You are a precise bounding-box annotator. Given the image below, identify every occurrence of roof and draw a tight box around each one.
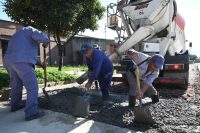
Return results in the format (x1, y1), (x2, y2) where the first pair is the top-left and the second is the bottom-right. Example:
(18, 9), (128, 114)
(75, 34), (114, 41)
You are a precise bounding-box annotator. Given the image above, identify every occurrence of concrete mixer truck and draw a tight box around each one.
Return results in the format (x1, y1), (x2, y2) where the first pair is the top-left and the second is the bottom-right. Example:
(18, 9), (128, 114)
(107, 0), (192, 88)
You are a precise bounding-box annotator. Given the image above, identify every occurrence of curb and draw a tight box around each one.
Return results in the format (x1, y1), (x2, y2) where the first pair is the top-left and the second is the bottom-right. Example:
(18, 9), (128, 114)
(38, 81), (74, 88)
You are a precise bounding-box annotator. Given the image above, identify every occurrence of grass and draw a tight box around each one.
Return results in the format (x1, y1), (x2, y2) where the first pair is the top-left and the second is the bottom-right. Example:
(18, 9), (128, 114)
(37, 65), (88, 72)
(0, 65), (87, 94)
(0, 69), (10, 94)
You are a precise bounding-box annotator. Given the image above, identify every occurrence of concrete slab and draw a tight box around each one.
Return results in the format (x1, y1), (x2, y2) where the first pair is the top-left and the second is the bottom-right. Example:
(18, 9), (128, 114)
(0, 102), (136, 133)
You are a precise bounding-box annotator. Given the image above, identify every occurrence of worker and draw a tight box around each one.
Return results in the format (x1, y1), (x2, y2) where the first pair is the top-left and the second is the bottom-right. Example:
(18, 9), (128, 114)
(3, 26), (49, 121)
(81, 43), (114, 104)
(126, 49), (164, 107)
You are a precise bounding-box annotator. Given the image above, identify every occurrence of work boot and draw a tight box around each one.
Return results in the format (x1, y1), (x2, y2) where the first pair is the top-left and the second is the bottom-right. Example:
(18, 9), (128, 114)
(102, 93), (113, 105)
(11, 101), (26, 112)
(11, 104), (25, 112)
(25, 111), (45, 121)
(129, 96), (136, 107)
(151, 95), (159, 103)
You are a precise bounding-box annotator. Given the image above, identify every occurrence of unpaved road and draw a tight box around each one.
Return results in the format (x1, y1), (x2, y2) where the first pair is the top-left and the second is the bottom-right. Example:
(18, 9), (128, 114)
(39, 64), (200, 133)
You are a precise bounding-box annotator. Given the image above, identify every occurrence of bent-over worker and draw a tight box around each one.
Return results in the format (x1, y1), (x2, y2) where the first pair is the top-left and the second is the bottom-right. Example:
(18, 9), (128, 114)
(126, 49), (165, 107)
(81, 44), (114, 103)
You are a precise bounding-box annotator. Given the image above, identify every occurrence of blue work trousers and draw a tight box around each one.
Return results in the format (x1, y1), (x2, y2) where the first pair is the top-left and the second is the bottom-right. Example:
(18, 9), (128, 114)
(4, 62), (39, 117)
(98, 72), (113, 95)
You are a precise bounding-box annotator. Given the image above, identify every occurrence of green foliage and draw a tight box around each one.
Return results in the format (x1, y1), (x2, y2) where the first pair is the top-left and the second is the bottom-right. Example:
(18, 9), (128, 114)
(3, 0), (105, 70)
(195, 58), (200, 63)
(0, 70), (10, 93)
(3, 0), (105, 36)
(47, 71), (76, 82)
(36, 65), (87, 72)
(0, 66), (85, 93)
(62, 65), (88, 71)
(43, 65), (87, 71)
(189, 54), (198, 61)
(35, 67), (81, 83)
(189, 54), (200, 63)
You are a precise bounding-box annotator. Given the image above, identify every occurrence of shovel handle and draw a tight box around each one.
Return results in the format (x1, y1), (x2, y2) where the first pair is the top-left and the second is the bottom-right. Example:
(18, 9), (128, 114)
(134, 67), (142, 107)
(43, 47), (47, 87)
(134, 67), (141, 97)
(42, 46), (50, 100)
(139, 98), (142, 108)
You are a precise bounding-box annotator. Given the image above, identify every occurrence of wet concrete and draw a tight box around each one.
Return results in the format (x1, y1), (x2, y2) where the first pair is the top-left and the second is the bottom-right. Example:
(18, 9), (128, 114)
(38, 64), (200, 132)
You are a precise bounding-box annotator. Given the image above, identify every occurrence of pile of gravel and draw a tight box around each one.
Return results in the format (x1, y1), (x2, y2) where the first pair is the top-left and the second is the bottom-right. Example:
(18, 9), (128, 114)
(39, 87), (200, 132)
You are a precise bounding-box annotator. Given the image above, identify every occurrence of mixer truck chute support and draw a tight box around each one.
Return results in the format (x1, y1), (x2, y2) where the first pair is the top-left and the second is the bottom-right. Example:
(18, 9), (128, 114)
(107, 0), (192, 88)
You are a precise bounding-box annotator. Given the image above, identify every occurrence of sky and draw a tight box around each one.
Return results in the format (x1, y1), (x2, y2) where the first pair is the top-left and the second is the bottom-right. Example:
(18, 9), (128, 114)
(0, 0), (200, 56)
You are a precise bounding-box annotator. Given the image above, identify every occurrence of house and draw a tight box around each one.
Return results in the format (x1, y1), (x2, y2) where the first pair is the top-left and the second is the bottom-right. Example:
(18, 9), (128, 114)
(0, 19), (114, 66)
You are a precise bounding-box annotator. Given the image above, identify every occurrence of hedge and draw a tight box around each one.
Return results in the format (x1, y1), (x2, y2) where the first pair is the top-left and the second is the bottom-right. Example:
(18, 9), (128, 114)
(35, 69), (78, 84)
(0, 66), (87, 94)
(0, 69), (10, 94)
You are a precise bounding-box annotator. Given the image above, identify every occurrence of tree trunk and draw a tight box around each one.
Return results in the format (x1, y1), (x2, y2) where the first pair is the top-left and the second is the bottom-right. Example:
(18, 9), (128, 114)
(58, 45), (63, 71)
(56, 33), (63, 71)
(55, 33), (76, 71)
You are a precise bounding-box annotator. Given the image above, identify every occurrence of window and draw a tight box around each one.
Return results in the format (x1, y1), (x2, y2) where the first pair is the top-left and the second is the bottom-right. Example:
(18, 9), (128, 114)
(1, 40), (8, 57)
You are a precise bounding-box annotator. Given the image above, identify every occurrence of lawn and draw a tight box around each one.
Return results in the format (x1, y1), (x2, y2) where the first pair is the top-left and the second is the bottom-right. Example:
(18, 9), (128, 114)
(0, 65), (87, 94)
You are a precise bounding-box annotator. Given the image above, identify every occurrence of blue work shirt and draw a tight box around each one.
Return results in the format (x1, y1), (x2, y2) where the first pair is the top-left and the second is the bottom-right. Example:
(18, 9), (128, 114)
(4, 26), (49, 65)
(86, 49), (114, 83)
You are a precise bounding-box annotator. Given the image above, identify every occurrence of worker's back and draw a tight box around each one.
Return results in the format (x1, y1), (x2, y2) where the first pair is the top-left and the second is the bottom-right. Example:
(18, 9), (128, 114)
(4, 26), (48, 65)
(86, 49), (114, 79)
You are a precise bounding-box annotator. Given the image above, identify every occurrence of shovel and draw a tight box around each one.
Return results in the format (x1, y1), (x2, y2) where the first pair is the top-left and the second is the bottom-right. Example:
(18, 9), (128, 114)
(133, 67), (155, 124)
(76, 71), (89, 84)
(42, 46), (50, 101)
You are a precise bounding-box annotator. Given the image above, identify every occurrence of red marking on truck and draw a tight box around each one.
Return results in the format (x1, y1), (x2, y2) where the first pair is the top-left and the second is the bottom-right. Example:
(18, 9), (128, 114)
(159, 78), (185, 84)
(135, 3), (149, 10)
(175, 13), (185, 30)
(165, 64), (184, 70)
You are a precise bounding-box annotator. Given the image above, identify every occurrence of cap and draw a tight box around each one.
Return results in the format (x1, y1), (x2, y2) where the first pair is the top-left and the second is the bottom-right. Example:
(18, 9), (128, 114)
(151, 54), (165, 69)
(127, 48), (138, 54)
(81, 43), (92, 54)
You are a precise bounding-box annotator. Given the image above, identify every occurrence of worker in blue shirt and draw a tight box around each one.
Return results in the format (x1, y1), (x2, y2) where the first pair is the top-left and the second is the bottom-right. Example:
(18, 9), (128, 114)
(81, 44), (114, 103)
(3, 26), (49, 121)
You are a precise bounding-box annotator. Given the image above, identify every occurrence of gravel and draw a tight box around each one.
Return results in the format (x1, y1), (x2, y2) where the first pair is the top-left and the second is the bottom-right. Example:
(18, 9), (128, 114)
(39, 64), (200, 132)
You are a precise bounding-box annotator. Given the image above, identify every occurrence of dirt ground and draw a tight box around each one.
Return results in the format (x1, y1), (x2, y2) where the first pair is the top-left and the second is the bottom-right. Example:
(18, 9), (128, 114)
(39, 64), (200, 133)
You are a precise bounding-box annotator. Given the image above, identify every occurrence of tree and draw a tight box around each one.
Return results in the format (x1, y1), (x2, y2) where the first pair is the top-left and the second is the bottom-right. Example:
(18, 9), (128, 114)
(189, 54), (198, 61)
(3, 0), (105, 70)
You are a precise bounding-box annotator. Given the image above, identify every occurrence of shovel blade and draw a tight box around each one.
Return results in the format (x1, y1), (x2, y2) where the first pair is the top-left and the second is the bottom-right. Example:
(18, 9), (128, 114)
(76, 72), (88, 84)
(134, 106), (155, 124)
(72, 96), (90, 117)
